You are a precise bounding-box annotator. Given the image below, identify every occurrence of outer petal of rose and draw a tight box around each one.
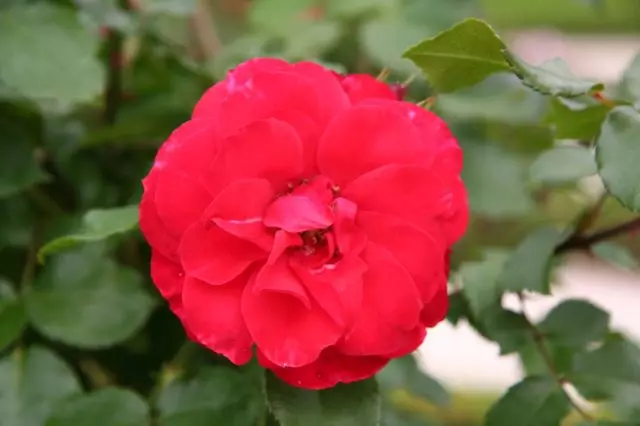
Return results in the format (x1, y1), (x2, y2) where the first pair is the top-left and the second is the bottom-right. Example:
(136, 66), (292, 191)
(317, 104), (425, 186)
(292, 61), (350, 125)
(343, 164), (466, 241)
(338, 243), (423, 356)
(242, 273), (342, 368)
(420, 283), (449, 328)
(182, 276), (253, 365)
(207, 118), (304, 194)
(208, 178), (275, 250)
(258, 348), (388, 390)
(340, 74), (397, 104)
(139, 172), (179, 261)
(263, 194), (333, 233)
(356, 211), (446, 304)
(154, 168), (212, 239)
(150, 251), (184, 299)
(253, 256), (311, 309)
(179, 213), (267, 285)
(382, 326), (426, 358)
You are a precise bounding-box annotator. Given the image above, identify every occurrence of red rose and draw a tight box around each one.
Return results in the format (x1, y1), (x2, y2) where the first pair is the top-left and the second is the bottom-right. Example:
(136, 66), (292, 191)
(337, 73), (406, 104)
(140, 58), (468, 389)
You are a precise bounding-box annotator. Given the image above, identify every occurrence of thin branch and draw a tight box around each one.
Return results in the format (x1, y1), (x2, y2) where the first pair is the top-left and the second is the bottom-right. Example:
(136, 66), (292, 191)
(556, 216), (640, 254)
(518, 294), (595, 421)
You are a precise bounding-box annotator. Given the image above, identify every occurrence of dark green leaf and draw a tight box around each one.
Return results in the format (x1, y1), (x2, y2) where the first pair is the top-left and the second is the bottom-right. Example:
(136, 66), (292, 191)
(518, 339), (574, 377)
(504, 52), (604, 98)
(0, 138), (48, 199)
(0, 279), (26, 351)
(550, 96), (611, 140)
(46, 388), (150, 426)
(377, 356), (450, 407)
(618, 53), (640, 103)
(460, 250), (509, 317)
(479, 307), (531, 354)
(157, 366), (264, 426)
(266, 372), (381, 426)
(499, 227), (563, 294)
(0, 346), (82, 426)
(529, 146), (597, 186)
(403, 19), (509, 92)
(596, 106), (640, 212)
(485, 376), (570, 426)
(538, 299), (609, 348)
(25, 245), (155, 348)
(0, 4), (104, 105)
(592, 242), (639, 270)
(446, 291), (471, 325)
(38, 205), (139, 262)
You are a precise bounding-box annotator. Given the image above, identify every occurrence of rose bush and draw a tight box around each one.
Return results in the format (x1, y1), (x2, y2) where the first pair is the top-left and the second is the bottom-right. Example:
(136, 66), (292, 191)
(139, 58), (468, 389)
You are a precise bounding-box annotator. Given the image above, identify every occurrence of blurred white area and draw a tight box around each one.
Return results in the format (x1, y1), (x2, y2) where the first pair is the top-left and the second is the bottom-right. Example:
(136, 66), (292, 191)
(416, 31), (640, 392)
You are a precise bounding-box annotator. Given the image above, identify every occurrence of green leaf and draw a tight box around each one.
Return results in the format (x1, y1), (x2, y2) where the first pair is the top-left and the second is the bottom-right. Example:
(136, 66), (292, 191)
(46, 388), (149, 426)
(518, 339), (574, 377)
(403, 18), (509, 92)
(618, 53), (640, 103)
(461, 142), (534, 217)
(499, 227), (564, 294)
(140, 0), (197, 15)
(485, 376), (570, 426)
(25, 245), (155, 348)
(0, 279), (26, 351)
(529, 146), (597, 186)
(479, 308), (531, 354)
(38, 205), (139, 262)
(549, 96), (611, 140)
(157, 366), (264, 426)
(572, 335), (640, 401)
(377, 356), (450, 407)
(592, 242), (639, 270)
(266, 373), (381, 426)
(250, 0), (316, 35)
(504, 52), (604, 98)
(538, 299), (609, 348)
(327, 0), (395, 18)
(596, 106), (640, 212)
(446, 291), (471, 325)
(459, 250), (509, 317)
(0, 346), (82, 426)
(0, 4), (104, 105)
(578, 422), (639, 426)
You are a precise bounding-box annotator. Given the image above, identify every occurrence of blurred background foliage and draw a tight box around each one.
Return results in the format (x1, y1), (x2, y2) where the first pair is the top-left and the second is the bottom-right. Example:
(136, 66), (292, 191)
(1, 0), (640, 425)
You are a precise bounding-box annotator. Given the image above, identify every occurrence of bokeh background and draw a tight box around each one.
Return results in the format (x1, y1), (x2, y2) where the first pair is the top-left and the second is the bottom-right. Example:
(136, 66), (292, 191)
(1, 0), (640, 425)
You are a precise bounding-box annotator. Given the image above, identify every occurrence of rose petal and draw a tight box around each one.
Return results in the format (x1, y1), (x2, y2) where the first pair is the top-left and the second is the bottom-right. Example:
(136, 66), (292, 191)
(333, 197), (366, 256)
(253, 256), (311, 309)
(150, 251), (184, 299)
(292, 61), (350, 125)
(317, 104), (425, 186)
(338, 243), (423, 356)
(179, 209), (267, 285)
(420, 283), (449, 328)
(139, 172), (179, 260)
(268, 230), (303, 265)
(357, 211), (446, 304)
(264, 194), (333, 233)
(182, 275), (253, 365)
(242, 272), (342, 368)
(259, 347), (388, 390)
(340, 74), (397, 104)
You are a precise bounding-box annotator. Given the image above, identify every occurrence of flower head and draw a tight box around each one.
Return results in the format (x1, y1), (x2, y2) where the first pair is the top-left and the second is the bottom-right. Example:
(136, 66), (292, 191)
(140, 58), (468, 389)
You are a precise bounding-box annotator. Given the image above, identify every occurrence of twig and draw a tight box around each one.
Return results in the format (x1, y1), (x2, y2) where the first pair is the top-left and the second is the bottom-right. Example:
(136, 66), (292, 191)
(556, 216), (640, 254)
(518, 294), (595, 421)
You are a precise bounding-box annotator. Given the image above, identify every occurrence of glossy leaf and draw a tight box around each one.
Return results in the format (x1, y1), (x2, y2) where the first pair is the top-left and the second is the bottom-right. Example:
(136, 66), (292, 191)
(25, 246), (156, 348)
(266, 372), (381, 426)
(403, 19), (509, 92)
(618, 52), (640, 103)
(550, 96), (611, 140)
(459, 250), (509, 317)
(38, 205), (139, 262)
(596, 106), (640, 212)
(538, 299), (610, 348)
(529, 146), (597, 185)
(0, 346), (81, 426)
(0, 279), (26, 351)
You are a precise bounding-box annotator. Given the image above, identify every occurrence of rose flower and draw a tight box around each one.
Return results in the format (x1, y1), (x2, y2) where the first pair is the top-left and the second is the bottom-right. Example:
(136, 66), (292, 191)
(140, 58), (468, 389)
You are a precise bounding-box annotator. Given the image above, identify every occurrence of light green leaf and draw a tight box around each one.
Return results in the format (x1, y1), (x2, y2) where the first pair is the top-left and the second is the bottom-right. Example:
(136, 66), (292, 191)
(327, 0), (395, 18)
(592, 242), (639, 270)
(459, 250), (509, 317)
(596, 106), (640, 212)
(538, 299), (610, 348)
(499, 227), (564, 294)
(377, 355), (450, 407)
(26, 245), (155, 348)
(0, 279), (26, 351)
(485, 376), (570, 426)
(403, 19), (509, 92)
(504, 52), (604, 98)
(549, 96), (611, 140)
(461, 142), (534, 217)
(157, 366), (264, 426)
(0, 4), (104, 105)
(618, 53), (640, 103)
(266, 372), (381, 426)
(529, 146), (597, 185)
(38, 205), (139, 262)
(0, 346), (82, 426)
(250, 0), (316, 35)
(140, 0), (197, 15)
(46, 388), (149, 426)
